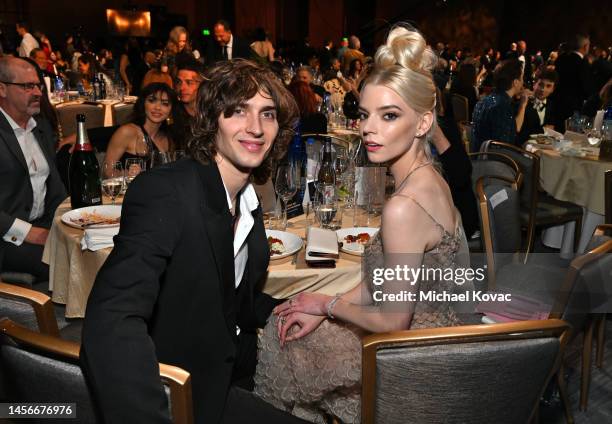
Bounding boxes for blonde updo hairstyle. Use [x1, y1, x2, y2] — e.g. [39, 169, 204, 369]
[365, 25, 438, 160]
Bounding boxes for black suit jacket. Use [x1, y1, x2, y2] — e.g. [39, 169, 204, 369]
[553, 52, 592, 130]
[80, 159, 278, 424]
[517, 98, 558, 144]
[205, 35, 254, 65]
[0, 112, 66, 269]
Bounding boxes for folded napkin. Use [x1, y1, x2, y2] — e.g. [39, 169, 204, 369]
[306, 227, 339, 267]
[81, 227, 120, 251]
[476, 293, 551, 323]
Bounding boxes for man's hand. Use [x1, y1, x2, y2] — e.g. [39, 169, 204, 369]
[519, 88, 534, 106]
[25, 226, 49, 245]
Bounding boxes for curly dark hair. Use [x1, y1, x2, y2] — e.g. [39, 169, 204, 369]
[188, 59, 299, 184]
[132, 82, 178, 133]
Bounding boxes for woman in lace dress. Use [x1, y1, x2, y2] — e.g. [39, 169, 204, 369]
[255, 25, 473, 424]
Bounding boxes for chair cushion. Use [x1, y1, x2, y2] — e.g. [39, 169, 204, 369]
[520, 193, 583, 223]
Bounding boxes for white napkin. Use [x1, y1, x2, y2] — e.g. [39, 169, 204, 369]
[543, 127, 563, 139]
[306, 227, 339, 261]
[81, 227, 119, 251]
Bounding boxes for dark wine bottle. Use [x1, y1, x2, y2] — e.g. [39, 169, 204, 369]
[317, 137, 336, 203]
[69, 114, 102, 209]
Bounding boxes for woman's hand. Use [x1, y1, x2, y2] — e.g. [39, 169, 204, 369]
[273, 292, 332, 317]
[277, 312, 325, 347]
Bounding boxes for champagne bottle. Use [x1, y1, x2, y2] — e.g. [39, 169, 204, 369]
[69, 114, 102, 209]
[92, 73, 100, 100]
[317, 137, 336, 204]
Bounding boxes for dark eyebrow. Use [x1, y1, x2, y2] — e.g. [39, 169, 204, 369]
[377, 105, 402, 112]
[260, 105, 277, 112]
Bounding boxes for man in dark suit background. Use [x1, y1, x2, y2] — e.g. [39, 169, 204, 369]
[205, 19, 253, 65]
[552, 33, 592, 131]
[0, 56, 66, 279]
[80, 59, 308, 424]
[517, 69, 559, 144]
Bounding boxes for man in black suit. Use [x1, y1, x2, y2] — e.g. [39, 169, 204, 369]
[0, 56, 66, 279]
[205, 19, 253, 65]
[517, 69, 559, 144]
[80, 59, 308, 424]
[552, 33, 592, 131]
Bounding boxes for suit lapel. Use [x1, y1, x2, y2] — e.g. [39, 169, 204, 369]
[195, 160, 236, 331]
[246, 205, 269, 294]
[0, 113, 28, 171]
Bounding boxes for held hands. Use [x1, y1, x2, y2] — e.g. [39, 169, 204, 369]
[273, 292, 332, 318]
[276, 312, 325, 347]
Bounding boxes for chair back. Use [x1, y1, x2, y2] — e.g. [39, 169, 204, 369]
[605, 170, 611, 224]
[451, 93, 469, 123]
[480, 140, 538, 210]
[0, 281, 59, 337]
[458, 120, 472, 153]
[0, 319, 194, 424]
[362, 320, 570, 424]
[550, 232, 612, 330]
[112, 103, 134, 126]
[56, 103, 105, 138]
[468, 151, 522, 192]
[476, 176, 522, 288]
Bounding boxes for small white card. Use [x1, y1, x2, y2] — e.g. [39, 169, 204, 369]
[489, 189, 508, 210]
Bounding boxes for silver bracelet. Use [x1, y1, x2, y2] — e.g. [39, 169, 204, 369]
[327, 294, 342, 319]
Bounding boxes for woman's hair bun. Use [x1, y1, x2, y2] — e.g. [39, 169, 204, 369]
[374, 25, 437, 73]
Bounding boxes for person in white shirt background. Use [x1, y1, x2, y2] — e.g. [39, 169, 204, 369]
[0, 56, 66, 280]
[16, 22, 40, 58]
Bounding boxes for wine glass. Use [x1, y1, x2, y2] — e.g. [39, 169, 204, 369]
[274, 163, 299, 230]
[125, 158, 145, 185]
[101, 161, 124, 205]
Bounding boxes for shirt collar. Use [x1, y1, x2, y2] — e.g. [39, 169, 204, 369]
[222, 180, 259, 214]
[0, 106, 37, 132]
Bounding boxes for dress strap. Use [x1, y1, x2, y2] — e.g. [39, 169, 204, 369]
[392, 193, 447, 235]
[138, 124, 158, 152]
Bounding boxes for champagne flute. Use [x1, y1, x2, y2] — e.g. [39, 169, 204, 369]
[274, 163, 299, 230]
[101, 161, 124, 205]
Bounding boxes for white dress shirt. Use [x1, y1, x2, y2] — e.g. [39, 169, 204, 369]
[222, 180, 259, 288]
[226, 35, 234, 60]
[533, 98, 547, 126]
[1, 107, 50, 246]
[18, 32, 39, 58]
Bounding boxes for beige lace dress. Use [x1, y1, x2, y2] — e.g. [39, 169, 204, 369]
[255, 196, 472, 424]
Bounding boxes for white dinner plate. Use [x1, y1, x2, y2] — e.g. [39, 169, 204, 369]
[336, 227, 379, 256]
[61, 205, 122, 229]
[266, 230, 303, 260]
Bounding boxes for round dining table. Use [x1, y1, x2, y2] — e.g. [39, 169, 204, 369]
[43, 198, 376, 318]
[528, 143, 612, 256]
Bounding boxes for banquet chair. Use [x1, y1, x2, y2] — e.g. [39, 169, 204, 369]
[458, 120, 473, 153]
[605, 170, 611, 224]
[0, 318, 194, 424]
[451, 93, 469, 123]
[112, 102, 134, 126]
[361, 319, 570, 424]
[0, 281, 82, 342]
[56, 103, 105, 138]
[480, 140, 583, 259]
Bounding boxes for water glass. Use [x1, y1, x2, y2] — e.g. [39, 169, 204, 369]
[101, 161, 124, 204]
[314, 198, 339, 229]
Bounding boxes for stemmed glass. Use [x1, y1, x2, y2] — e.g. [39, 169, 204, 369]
[125, 158, 145, 185]
[101, 161, 124, 205]
[274, 163, 300, 230]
